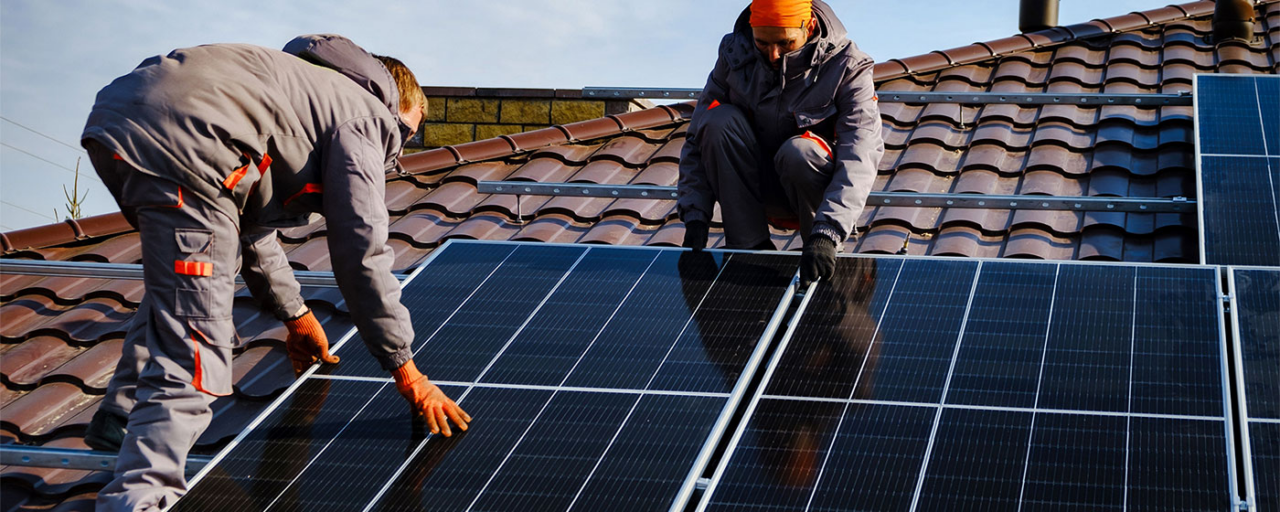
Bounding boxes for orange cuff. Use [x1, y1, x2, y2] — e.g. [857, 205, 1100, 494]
[392, 360, 424, 392]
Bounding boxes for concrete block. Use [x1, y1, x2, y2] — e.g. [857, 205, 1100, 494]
[446, 98, 500, 123]
[421, 123, 474, 147]
[500, 99, 552, 124]
[552, 100, 606, 125]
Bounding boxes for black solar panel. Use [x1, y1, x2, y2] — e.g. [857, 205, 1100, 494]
[701, 256, 1237, 512]
[1231, 267, 1280, 511]
[1196, 73, 1280, 266]
[176, 241, 796, 511]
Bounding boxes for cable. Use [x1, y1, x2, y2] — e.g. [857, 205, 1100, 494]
[0, 115, 87, 155]
[0, 142, 105, 184]
[1, 199, 57, 222]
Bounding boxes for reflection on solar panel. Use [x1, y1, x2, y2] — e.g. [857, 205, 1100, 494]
[700, 257, 1238, 511]
[1231, 267, 1280, 512]
[175, 241, 796, 511]
[1196, 73, 1280, 266]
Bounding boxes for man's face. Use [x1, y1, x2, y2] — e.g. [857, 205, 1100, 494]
[400, 101, 426, 140]
[752, 19, 814, 70]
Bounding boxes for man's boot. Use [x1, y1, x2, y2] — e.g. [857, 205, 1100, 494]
[84, 409, 128, 452]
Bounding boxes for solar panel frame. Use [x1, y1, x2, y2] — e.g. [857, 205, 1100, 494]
[1227, 266, 1280, 511]
[1194, 73, 1280, 266]
[698, 255, 1242, 512]
[181, 239, 799, 512]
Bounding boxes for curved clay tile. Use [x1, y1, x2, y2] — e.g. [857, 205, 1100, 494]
[870, 206, 942, 233]
[560, 117, 624, 142]
[977, 104, 1039, 128]
[1009, 209, 1084, 236]
[388, 238, 433, 272]
[539, 196, 614, 222]
[612, 107, 679, 132]
[855, 224, 914, 255]
[970, 120, 1034, 150]
[0, 382, 97, 439]
[991, 58, 1049, 87]
[444, 213, 520, 242]
[0, 336, 82, 388]
[1038, 104, 1100, 128]
[1048, 60, 1105, 87]
[529, 142, 602, 165]
[0, 273, 47, 301]
[507, 157, 582, 184]
[632, 162, 679, 187]
[648, 139, 685, 164]
[277, 220, 327, 244]
[632, 125, 678, 143]
[1025, 144, 1089, 175]
[931, 226, 986, 258]
[920, 103, 980, 127]
[284, 238, 332, 272]
[419, 181, 485, 217]
[882, 123, 915, 150]
[0, 295, 63, 341]
[960, 144, 1025, 174]
[1152, 228, 1196, 262]
[566, 160, 634, 185]
[451, 137, 516, 164]
[647, 221, 686, 248]
[46, 298, 132, 345]
[899, 142, 962, 174]
[939, 207, 1013, 234]
[505, 127, 569, 153]
[444, 161, 520, 186]
[954, 169, 1020, 194]
[1078, 225, 1128, 261]
[579, 216, 642, 246]
[1108, 44, 1161, 67]
[68, 233, 143, 264]
[230, 343, 292, 399]
[907, 122, 968, 150]
[383, 179, 434, 214]
[885, 168, 944, 193]
[936, 64, 995, 86]
[1031, 121, 1095, 150]
[603, 197, 674, 225]
[1021, 169, 1088, 197]
[389, 210, 461, 247]
[1104, 62, 1160, 87]
[400, 148, 460, 174]
[1053, 44, 1109, 67]
[512, 214, 587, 244]
[1003, 227, 1076, 260]
[589, 136, 660, 167]
[48, 338, 121, 393]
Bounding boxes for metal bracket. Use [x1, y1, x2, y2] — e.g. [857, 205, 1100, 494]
[695, 477, 712, 490]
[0, 445, 211, 474]
[477, 181, 1197, 213]
[581, 88, 1194, 106]
[0, 259, 409, 287]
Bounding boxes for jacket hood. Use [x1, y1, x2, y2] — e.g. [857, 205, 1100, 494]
[283, 34, 401, 121]
[731, 0, 850, 68]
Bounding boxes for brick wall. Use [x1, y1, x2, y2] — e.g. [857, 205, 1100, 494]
[411, 87, 653, 149]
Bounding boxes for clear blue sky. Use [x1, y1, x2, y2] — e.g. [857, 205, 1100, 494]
[0, 0, 1167, 232]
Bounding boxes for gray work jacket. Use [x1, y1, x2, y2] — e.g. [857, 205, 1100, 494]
[82, 35, 414, 371]
[678, 0, 885, 241]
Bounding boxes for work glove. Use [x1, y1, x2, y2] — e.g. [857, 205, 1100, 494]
[682, 220, 709, 250]
[284, 309, 340, 376]
[393, 360, 471, 437]
[799, 236, 837, 289]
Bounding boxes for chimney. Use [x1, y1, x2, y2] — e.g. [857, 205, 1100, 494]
[1019, 0, 1060, 33]
[1213, 0, 1255, 44]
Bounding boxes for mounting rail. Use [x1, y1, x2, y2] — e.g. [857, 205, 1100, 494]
[0, 445, 212, 474]
[0, 259, 409, 286]
[476, 181, 1196, 214]
[583, 88, 1194, 106]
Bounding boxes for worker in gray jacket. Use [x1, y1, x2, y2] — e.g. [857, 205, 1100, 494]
[678, 0, 884, 287]
[80, 34, 469, 511]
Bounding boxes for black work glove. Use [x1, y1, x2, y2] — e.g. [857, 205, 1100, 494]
[682, 220, 709, 250]
[799, 236, 837, 288]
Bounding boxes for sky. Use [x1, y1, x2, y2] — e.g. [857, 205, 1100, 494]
[0, 0, 1168, 232]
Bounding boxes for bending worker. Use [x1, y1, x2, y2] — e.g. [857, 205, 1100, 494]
[678, 0, 885, 286]
[80, 34, 469, 510]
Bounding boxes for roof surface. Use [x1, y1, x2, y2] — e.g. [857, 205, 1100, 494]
[3, 1, 1279, 509]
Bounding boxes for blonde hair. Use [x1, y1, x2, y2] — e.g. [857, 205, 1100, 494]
[374, 55, 426, 115]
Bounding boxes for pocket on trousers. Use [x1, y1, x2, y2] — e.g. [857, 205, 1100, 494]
[187, 320, 234, 396]
[175, 229, 212, 254]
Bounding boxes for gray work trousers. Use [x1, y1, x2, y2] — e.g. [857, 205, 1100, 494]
[87, 142, 238, 512]
[696, 104, 835, 249]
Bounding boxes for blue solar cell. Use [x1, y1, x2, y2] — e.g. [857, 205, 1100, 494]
[1200, 156, 1280, 266]
[1259, 76, 1280, 153]
[1198, 74, 1268, 155]
[1250, 422, 1279, 512]
[1235, 268, 1280, 419]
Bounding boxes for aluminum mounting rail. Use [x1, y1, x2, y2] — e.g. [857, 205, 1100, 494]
[476, 181, 1196, 214]
[0, 259, 409, 286]
[582, 87, 1194, 106]
[0, 445, 212, 474]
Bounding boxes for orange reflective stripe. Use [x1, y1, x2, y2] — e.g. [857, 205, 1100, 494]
[284, 183, 324, 206]
[223, 164, 250, 190]
[174, 260, 213, 277]
[188, 324, 231, 397]
[708, 99, 721, 110]
[800, 131, 833, 158]
[257, 153, 272, 173]
[112, 153, 124, 161]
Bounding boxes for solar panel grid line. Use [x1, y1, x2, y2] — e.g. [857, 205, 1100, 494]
[693, 277, 824, 512]
[296, 245, 591, 512]
[908, 261, 984, 512]
[1123, 269, 1138, 512]
[663, 264, 799, 512]
[1200, 154, 1280, 158]
[1015, 265, 1063, 512]
[397, 244, 519, 362]
[753, 394, 1231, 421]
[181, 250, 440, 490]
[1212, 271, 1244, 512]
[560, 253, 738, 512]
[1227, 268, 1260, 511]
[455, 248, 659, 512]
[368, 246, 634, 512]
[798, 261, 910, 512]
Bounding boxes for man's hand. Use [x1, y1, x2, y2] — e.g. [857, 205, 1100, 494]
[393, 360, 471, 436]
[284, 309, 340, 376]
[799, 236, 837, 288]
[682, 220, 709, 250]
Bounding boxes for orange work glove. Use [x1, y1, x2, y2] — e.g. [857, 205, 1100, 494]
[392, 360, 471, 437]
[284, 309, 340, 376]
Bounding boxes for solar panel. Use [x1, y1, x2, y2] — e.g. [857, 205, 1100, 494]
[175, 241, 797, 511]
[1195, 73, 1280, 266]
[1230, 267, 1280, 512]
[700, 256, 1239, 512]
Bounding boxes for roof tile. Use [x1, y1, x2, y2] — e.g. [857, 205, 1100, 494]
[0, 336, 82, 389]
[1, 382, 97, 439]
[47, 338, 122, 392]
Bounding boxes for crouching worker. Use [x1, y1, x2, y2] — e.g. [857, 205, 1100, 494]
[678, 0, 885, 287]
[80, 34, 470, 511]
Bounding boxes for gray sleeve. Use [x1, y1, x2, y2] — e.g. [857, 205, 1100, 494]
[240, 227, 306, 320]
[321, 117, 414, 371]
[814, 57, 885, 240]
[677, 37, 733, 225]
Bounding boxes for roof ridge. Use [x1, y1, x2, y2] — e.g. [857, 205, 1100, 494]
[872, 0, 1268, 82]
